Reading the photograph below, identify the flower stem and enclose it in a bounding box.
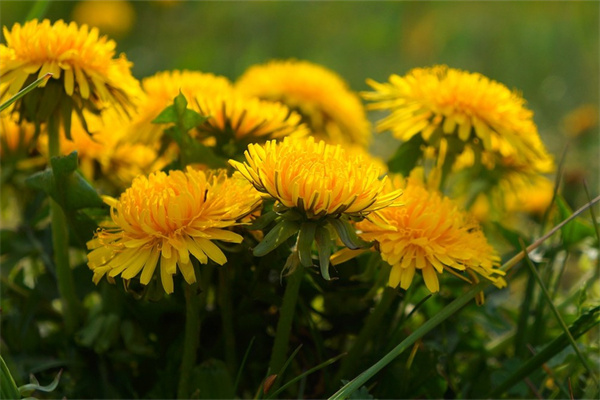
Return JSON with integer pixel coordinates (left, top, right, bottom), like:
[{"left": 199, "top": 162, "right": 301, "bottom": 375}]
[
  {"left": 336, "top": 286, "right": 397, "bottom": 381},
  {"left": 47, "top": 114, "right": 79, "bottom": 334},
  {"left": 177, "top": 281, "right": 201, "bottom": 399},
  {"left": 218, "top": 267, "right": 237, "bottom": 373},
  {"left": 268, "top": 259, "right": 304, "bottom": 388}
]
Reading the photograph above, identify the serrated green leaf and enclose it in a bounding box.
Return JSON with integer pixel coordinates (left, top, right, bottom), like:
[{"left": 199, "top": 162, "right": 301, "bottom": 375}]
[
  {"left": 253, "top": 220, "right": 300, "bottom": 257},
  {"left": 173, "top": 91, "right": 188, "bottom": 117},
  {"left": 25, "top": 151, "right": 104, "bottom": 210},
  {"left": 388, "top": 134, "right": 425, "bottom": 175},
  {"left": 329, "top": 217, "right": 371, "bottom": 250},
  {"left": 152, "top": 104, "right": 178, "bottom": 124},
  {"left": 297, "top": 222, "right": 317, "bottom": 267},
  {"left": 181, "top": 108, "right": 209, "bottom": 131}
]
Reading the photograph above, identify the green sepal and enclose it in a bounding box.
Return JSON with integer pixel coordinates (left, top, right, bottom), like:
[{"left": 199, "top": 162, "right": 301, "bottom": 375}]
[
  {"left": 1, "top": 355, "right": 20, "bottom": 400},
  {"left": 247, "top": 210, "right": 278, "bottom": 230},
  {"left": 387, "top": 134, "right": 425, "bottom": 175},
  {"left": 18, "top": 369, "right": 63, "bottom": 397},
  {"left": 253, "top": 220, "right": 300, "bottom": 257},
  {"left": 25, "top": 151, "right": 104, "bottom": 210},
  {"left": 297, "top": 222, "right": 317, "bottom": 267},
  {"left": 36, "top": 78, "right": 63, "bottom": 122},
  {"left": 315, "top": 225, "right": 333, "bottom": 280},
  {"left": 328, "top": 217, "right": 372, "bottom": 250}
]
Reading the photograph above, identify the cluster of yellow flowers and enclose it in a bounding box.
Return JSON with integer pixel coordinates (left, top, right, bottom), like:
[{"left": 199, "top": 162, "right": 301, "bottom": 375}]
[{"left": 0, "top": 19, "right": 556, "bottom": 297}]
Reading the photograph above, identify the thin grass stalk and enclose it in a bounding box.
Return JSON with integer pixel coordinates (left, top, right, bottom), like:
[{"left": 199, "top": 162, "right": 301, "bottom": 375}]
[
  {"left": 520, "top": 240, "right": 599, "bottom": 385},
  {"left": 330, "top": 195, "right": 600, "bottom": 399},
  {"left": 48, "top": 113, "right": 79, "bottom": 334},
  {"left": 336, "top": 286, "right": 397, "bottom": 381},
  {"left": 514, "top": 267, "right": 536, "bottom": 355},
  {"left": 268, "top": 264, "right": 304, "bottom": 388}
]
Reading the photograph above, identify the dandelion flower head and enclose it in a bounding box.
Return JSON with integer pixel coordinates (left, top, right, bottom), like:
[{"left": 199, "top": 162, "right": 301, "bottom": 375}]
[
  {"left": 236, "top": 59, "right": 371, "bottom": 147},
  {"left": 1, "top": 19, "right": 141, "bottom": 123},
  {"left": 356, "top": 174, "right": 506, "bottom": 293},
  {"left": 230, "top": 136, "right": 401, "bottom": 220},
  {"left": 87, "top": 167, "right": 262, "bottom": 293},
  {"left": 364, "top": 65, "right": 554, "bottom": 174}
]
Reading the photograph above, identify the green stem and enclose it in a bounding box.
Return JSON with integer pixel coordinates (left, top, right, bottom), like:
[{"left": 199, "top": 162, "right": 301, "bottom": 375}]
[
  {"left": 48, "top": 114, "right": 79, "bottom": 334},
  {"left": 218, "top": 267, "right": 237, "bottom": 373},
  {"left": 177, "top": 281, "right": 201, "bottom": 399},
  {"left": 337, "top": 286, "right": 397, "bottom": 381},
  {"left": 268, "top": 261, "right": 304, "bottom": 388}
]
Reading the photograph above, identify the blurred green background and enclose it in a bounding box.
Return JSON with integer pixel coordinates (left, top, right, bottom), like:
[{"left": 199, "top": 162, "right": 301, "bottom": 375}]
[{"left": 2, "top": 0, "right": 598, "bottom": 198}]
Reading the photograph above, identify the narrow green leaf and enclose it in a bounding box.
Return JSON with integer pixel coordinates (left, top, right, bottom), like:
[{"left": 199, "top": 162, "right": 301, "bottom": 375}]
[
  {"left": 18, "top": 369, "right": 62, "bottom": 396},
  {"left": 253, "top": 220, "right": 300, "bottom": 257},
  {"left": 297, "top": 222, "right": 317, "bottom": 267},
  {"left": 233, "top": 337, "right": 256, "bottom": 395},
  {"left": 488, "top": 305, "right": 600, "bottom": 398},
  {"left": 315, "top": 225, "right": 333, "bottom": 280},
  {"left": 0, "top": 73, "right": 52, "bottom": 113},
  {"left": 387, "top": 134, "right": 425, "bottom": 175},
  {"left": 266, "top": 351, "right": 346, "bottom": 399},
  {"left": 329, "top": 217, "right": 371, "bottom": 250},
  {"left": 25, "top": 0, "right": 51, "bottom": 21},
  {"left": 1, "top": 355, "right": 20, "bottom": 400}
]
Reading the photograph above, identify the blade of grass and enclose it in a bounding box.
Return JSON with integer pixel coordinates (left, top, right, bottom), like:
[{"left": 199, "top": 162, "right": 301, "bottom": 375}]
[
  {"left": 0, "top": 73, "right": 52, "bottom": 113},
  {"left": 582, "top": 180, "right": 600, "bottom": 278},
  {"left": 519, "top": 239, "right": 598, "bottom": 385},
  {"left": 233, "top": 336, "right": 256, "bottom": 395},
  {"left": 267, "top": 352, "right": 347, "bottom": 399},
  {"left": 330, "top": 195, "right": 600, "bottom": 400},
  {"left": 514, "top": 267, "right": 536, "bottom": 355},
  {"left": 488, "top": 305, "right": 599, "bottom": 398}
]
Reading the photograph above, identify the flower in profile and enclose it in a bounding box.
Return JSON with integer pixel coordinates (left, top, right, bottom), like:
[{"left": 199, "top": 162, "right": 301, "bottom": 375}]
[
  {"left": 126, "top": 70, "right": 233, "bottom": 144},
  {"left": 87, "top": 167, "right": 262, "bottom": 294},
  {"left": 194, "top": 90, "right": 309, "bottom": 156},
  {"left": 230, "top": 136, "right": 400, "bottom": 220},
  {"left": 356, "top": 173, "right": 506, "bottom": 294},
  {"left": 236, "top": 59, "right": 371, "bottom": 147},
  {"left": 363, "top": 65, "right": 554, "bottom": 176},
  {"left": 0, "top": 19, "right": 140, "bottom": 130},
  {"left": 230, "top": 136, "right": 402, "bottom": 279},
  {"left": 468, "top": 173, "right": 555, "bottom": 222}
]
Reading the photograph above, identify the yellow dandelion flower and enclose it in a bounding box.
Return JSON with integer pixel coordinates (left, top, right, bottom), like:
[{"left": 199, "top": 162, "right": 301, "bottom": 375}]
[
  {"left": 356, "top": 175, "right": 506, "bottom": 293},
  {"left": 0, "top": 19, "right": 140, "bottom": 127},
  {"left": 126, "top": 70, "right": 233, "bottom": 144},
  {"left": 364, "top": 65, "right": 554, "bottom": 174},
  {"left": 195, "top": 90, "right": 309, "bottom": 154},
  {"left": 468, "top": 173, "right": 555, "bottom": 221},
  {"left": 72, "top": 0, "right": 136, "bottom": 37},
  {"left": 87, "top": 167, "right": 262, "bottom": 294},
  {"left": 236, "top": 59, "right": 371, "bottom": 147},
  {"left": 230, "top": 136, "right": 400, "bottom": 220}
]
